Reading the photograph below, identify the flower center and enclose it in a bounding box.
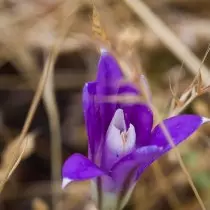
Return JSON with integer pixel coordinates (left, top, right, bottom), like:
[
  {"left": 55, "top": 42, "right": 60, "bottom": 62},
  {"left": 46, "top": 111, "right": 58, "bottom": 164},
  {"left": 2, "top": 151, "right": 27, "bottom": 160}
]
[{"left": 106, "top": 109, "right": 136, "bottom": 157}]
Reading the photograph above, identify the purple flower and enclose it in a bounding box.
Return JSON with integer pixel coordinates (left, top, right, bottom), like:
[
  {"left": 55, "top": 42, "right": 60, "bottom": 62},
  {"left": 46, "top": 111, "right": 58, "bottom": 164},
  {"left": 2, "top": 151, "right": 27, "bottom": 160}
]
[{"left": 62, "top": 50, "right": 209, "bottom": 210}]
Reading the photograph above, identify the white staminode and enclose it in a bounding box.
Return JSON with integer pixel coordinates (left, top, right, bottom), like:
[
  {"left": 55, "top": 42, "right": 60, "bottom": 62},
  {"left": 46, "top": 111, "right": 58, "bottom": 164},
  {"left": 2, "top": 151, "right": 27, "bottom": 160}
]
[{"left": 106, "top": 109, "right": 136, "bottom": 156}]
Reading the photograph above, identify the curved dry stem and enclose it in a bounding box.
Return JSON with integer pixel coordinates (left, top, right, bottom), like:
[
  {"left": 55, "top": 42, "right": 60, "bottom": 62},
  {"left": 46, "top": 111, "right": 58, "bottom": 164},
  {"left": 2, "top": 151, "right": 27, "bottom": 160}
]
[
  {"left": 4, "top": 43, "right": 62, "bottom": 210},
  {"left": 0, "top": 48, "right": 55, "bottom": 193},
  {"left": 151, "top": 103, "right": 206, "bottom": 210},
  {"left": 0, "top": 13, "right": 72, "bottom": 194},
  {"left": 124, "top": 0, "right": 208, "bottom": 209},
  {"left": 42, "top": 14, "right": 76, "bottom": 210}
]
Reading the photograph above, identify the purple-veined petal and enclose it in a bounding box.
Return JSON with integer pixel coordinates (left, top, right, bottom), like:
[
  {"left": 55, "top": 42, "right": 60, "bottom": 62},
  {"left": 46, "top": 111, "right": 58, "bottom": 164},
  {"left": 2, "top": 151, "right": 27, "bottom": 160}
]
[
  {"left": 110, "top": 146, "right": 163, "bottom": 191},
  {"left": 62, "top": 153, "right": 106, "bottom": 188},
  {"left": 150, "top": 115, "right": 210, "bottom": 150},
  {"left": 101, "top": 109, "right": 136, "bottom": 170},
  {"left": 119, "top": 103, "right": 153, "bottom": 147},
  {"left": 83, "top": 82, "right": 102, "bottom": 160}
]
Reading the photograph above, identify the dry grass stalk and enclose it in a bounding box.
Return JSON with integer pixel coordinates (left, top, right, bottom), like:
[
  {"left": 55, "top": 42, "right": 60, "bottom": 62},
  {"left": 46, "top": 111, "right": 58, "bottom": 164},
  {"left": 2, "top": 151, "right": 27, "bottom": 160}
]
[
  {"left": 123, "top": 0, "right": 210, "bottom": 209},
  {"left": 43, "top": 14, "right": 76, "bottom": 210},
  {"left": 169, "top": 45, "right": 210, "bottom": 117},
  {"left": 0, "top": 132, "right": 36, "bottom": 180},
  {"left": 0, "top": 10, "right": 70, "bottom": 193},
  {"left": 0, "top": 4, "right": 80, "bottom": 210}
]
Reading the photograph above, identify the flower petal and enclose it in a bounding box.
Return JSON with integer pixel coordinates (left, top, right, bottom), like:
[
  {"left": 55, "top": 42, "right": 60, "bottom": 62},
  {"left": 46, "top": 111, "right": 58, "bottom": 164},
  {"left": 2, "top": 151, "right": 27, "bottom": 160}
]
[
  {"left": 150, "top": 115, "right": 210, "bottom": 150},
  {"left": 97, "top": 51, "right": 123, "bottom": 90},
  {"left": 110, "top": 146, "right": 163, "bottom": 191},
  {"left": 120, "top": 103, "right": 153, "bottom": 146},
  {"left": 96, "top": 51, "right": 124, "bottom": 139},
  {"left": 83, "top": 82, "right": 102, "bottom": 160},
  {"left": 62, "top": 153, "right": 106, "bottom": 188}
]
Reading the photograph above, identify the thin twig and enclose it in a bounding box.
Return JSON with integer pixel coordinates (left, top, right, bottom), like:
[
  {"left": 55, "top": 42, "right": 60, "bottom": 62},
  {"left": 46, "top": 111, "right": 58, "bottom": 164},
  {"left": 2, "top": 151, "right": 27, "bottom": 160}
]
[
  {"left": 43, "top": 4, "right": 80, "bottom": 208},
  {"left": 170, "top": 45, "right": 210, "bottom": 116},
  {"left": 43, "top": 49, "right": 62, "bottom": 210}
]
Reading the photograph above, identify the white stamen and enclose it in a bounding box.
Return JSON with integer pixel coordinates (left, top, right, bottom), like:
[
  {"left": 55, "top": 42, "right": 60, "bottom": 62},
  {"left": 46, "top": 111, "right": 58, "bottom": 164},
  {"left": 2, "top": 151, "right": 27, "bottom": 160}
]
[{"left": 62, "top": 178, "right": 72, "bottom": 189}]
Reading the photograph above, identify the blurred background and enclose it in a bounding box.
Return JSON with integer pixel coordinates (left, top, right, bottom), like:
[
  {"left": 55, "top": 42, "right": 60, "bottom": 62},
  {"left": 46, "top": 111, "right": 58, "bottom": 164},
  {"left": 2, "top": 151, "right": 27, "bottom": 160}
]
[{"left": 0, "top": 0, "right": 210, "bottom": 209}]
